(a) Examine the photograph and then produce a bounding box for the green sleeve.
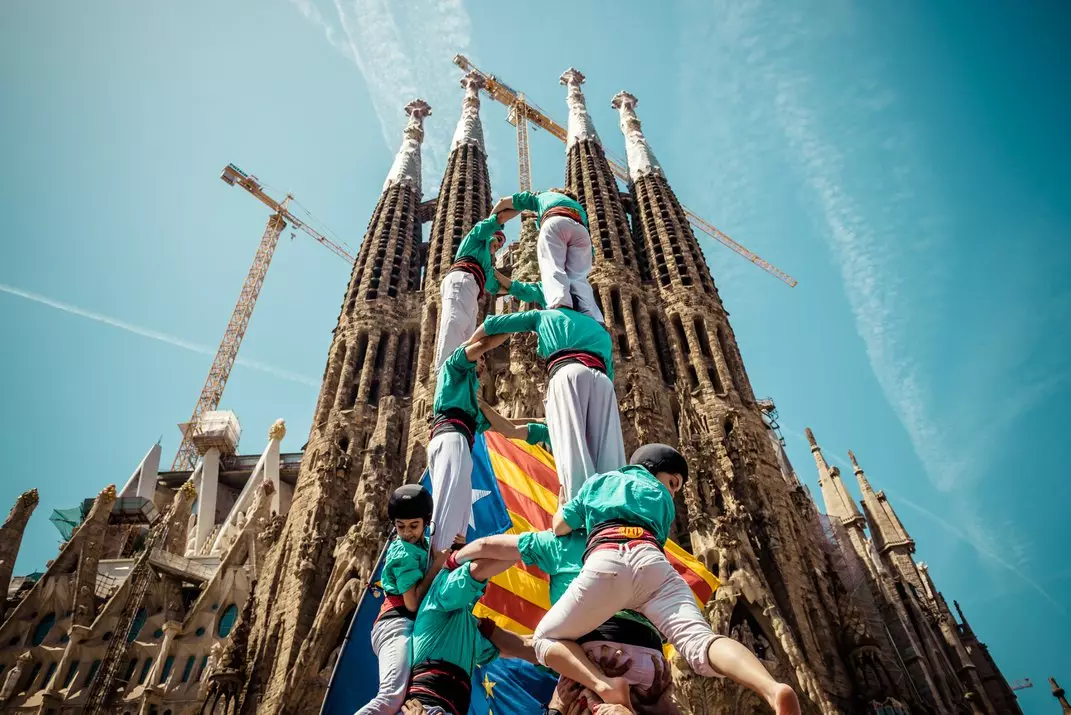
[511,191,539,212]
[517,530,558,574]
[455,216,503,259]
[485,270,501,296]
[507,280,546,307]
[433,564,484,612]
[484,310,540,337]
[381,540,423,595]
[560,484,588,531]
[443,345,476,374]
[526,422,550,447]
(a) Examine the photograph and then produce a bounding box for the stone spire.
[1052,677,1071,713]
[451,71,485,152]
[611,91,663,182]
[382,99,432,195]
[954,600,976,638]
[0,489,38,616]
[806,429,863,525]
[560,68,600,149]
[852,450,916,554]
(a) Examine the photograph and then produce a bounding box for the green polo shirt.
[432,346,490,431]
[525,422,550,448]
[453,215,504,295]
[380,538,429,596]
[482,308,614,382]
[411,564,499,676]
[560,465,675,545]
[511,191,588,228]
[507,280,546,308]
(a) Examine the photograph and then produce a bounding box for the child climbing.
[427,335,509,551]
[491,188,605,325]
[357,485,454,715]
[532,444,802,715]
[467,294,624,501]
[406,552,538,714]
[434,210,519,371]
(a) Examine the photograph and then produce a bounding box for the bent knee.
[680,633,721,678]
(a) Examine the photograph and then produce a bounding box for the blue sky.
[1,1,1068,711]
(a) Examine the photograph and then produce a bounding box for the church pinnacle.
[560,67,599,149]
[853,451,916,554]
[806,428,863,526]
[452,71,485,152]
[383,99,432,196]
[611,90,663,182]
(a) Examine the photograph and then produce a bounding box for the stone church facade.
[0,69,1022,714]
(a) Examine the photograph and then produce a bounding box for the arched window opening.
[648,313,675,384]
[180,655,196,683]
[671,316,690,355]
[62,660,80,689]
[217,604,239,639]
[137,657,153,685]
[127,608,147,643]
[83,660,102,687]
[609,288,624,327]
[693,317,713,358]
[159,655,175,684]
[687,365,699,389]
[617,333,629,358]
[31,613,55,646]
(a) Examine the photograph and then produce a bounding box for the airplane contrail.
[0,282,318,387]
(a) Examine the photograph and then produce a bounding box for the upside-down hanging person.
[434,210,519,371]
[531,444,803,714]
[491,188,604,325]
[467,291,624,501]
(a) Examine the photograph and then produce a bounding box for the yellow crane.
[170,164,355,471]
[453,55,797,288]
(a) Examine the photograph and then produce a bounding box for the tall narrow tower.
[611,91,841,712]
[240,100,430,714]
[0,489,37,617]
[407,73,494,479]
[561,70,677,448]
[1052,678,1071,714]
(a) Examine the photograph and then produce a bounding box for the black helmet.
[630,443,688,482]
[388,484,433,522]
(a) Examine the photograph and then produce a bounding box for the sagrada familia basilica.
[0,67,1029,714]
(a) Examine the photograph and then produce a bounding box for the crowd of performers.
[356,189,802,715]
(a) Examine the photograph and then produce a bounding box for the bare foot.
[595,677,631,707]
[770,683,801,715]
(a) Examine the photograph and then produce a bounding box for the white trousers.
[356,617,412,715]
[435,271,481,372]
[545,364,625,501]
[537,216,604,324]
[581,640,666,690]
[532,544,722,678]
[427,431,473,551]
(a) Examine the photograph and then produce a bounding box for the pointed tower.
[406,75,494,478]
[559,69,676,448]
[851,452,925,595]
[1052,678,1071,713]
[954,600,1025,714]
[0,489,37,617]
[241,100,432,714]
[612,90,755,406]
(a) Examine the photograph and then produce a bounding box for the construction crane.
[1010,678,1033,691]
[453,55,798,288]
[170,164,356,471]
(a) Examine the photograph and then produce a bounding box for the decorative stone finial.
[451,72,486,152]
[383,99,432,195]
[16,489,39,508]
[560,68,599,149]
[178,479,198,499]
[804,427,818,449]
[848,450,862,472]
[611,91,663,181]
[268,419,287,441]
[99,484,118,501]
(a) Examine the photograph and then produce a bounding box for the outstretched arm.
[489,626,539,664]
[462,332,509,361]
[491,196,515,216]
[495,208,520,224]
[479,398,527,441]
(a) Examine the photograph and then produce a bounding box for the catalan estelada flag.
[321,433,719,715]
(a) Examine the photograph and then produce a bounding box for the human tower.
[355,188,804,715]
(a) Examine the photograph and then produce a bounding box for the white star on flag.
[469,488,492,530]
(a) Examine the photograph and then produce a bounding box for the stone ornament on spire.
[451,71,486,152]
[611,91,663,181]
[383,99,432,196]
[268,418,287,441]
[559,67,600,149]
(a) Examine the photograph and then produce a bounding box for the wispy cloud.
[0,283,317,387]
[288,0,488,186]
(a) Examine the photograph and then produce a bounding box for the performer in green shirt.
[532,444,802,715]
[358,485,449,715]
[427,334,508,552]
[406,557,537,714]
[469,300,625,501]
[491,188,604,325]
[434,211,517,372]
